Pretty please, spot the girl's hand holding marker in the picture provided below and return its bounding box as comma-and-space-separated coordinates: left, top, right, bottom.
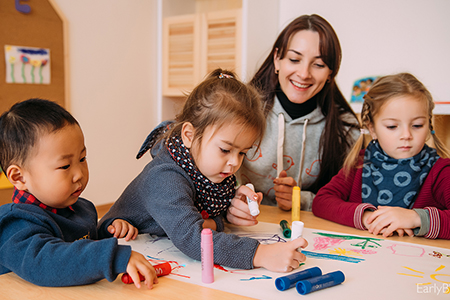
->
226, 183, 262, 226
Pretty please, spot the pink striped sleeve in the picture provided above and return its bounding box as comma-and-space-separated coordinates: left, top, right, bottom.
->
424, 207, 440, 239
354, 203, 377, 230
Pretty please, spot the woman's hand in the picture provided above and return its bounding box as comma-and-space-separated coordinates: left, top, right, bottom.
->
273, 170, 297, 210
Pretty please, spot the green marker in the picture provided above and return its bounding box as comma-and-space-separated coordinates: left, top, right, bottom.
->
280, 220, 291, 238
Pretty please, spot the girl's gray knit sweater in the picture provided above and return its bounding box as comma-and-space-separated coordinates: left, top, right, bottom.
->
98, 143, 260, 269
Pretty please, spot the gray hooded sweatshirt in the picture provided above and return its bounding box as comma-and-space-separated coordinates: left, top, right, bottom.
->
237, 96, 359, 211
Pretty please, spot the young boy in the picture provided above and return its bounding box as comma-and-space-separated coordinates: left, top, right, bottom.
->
0, 99, 157, 288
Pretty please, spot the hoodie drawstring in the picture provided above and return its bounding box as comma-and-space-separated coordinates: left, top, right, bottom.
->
276, 114, 309, 187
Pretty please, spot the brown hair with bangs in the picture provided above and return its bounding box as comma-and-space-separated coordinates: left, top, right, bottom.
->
249, 14, 359, 193
164, 68, 266, 159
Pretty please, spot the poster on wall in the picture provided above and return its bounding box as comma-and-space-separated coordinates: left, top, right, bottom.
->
350, 76, 378, 102
4, 45, 51, 84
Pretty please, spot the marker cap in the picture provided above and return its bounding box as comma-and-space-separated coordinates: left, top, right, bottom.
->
275, 267, 322, 291
296, 271, 345, 295
291, 221, 304, 241
279, 220, 291, 238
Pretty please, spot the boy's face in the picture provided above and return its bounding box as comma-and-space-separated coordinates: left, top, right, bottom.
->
20, 124, 89, 208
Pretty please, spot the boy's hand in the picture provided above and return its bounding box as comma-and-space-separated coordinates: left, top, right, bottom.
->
108, 219, 138, 241
226, 185, 263, 226
126, 251, 158, 289
365, 206, 421, 238
253, 238, 308, 272
273, 170, 296, 211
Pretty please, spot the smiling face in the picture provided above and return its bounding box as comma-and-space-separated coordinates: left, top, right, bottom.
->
274, 30, 332, 104
368, 95, 429, 159
187, 122, 257, 184
20, 124, 89, 208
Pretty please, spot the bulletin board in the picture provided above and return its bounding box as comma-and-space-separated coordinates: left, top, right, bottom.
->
0, 0, 68, 204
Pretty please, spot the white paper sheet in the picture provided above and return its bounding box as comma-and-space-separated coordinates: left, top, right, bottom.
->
119, 222, 450, 299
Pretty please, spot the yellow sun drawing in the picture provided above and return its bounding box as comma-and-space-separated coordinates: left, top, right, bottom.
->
398, 265, 450, 294
328, 248, 362, 257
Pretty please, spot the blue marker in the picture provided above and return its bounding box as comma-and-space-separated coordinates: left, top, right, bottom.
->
296, 271, 345, 295
275, 267, 322, 291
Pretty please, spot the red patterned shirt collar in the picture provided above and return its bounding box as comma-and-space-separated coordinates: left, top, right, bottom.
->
12, 188, 74, 214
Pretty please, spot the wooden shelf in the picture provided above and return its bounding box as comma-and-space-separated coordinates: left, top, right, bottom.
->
162, 9, 241, 97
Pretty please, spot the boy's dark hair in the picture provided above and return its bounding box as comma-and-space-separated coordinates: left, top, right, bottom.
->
0, 98, 79, 175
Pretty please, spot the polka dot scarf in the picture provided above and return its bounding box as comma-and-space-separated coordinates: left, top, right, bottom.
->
362, 140, 440, 208
167, 135, 236, 218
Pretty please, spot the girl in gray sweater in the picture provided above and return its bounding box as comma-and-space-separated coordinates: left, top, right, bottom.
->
99, 69, 308, 272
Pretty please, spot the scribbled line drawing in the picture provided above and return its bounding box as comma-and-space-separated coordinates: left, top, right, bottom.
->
240, 275, 272, 281
387, 244, 425, 257
214, 264, 254, 275
302, 250, 365, 263
398, 265, 450, 285
328, 248, 363, 257
145, 255, 190, 279
215, 264, 273, 281
313, 236, 345, 251
430, 251, 450, 259
313, 232, 383, 249
236, 233, 287, 244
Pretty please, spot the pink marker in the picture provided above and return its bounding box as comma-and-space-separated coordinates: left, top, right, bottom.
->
201, 228, 214, 283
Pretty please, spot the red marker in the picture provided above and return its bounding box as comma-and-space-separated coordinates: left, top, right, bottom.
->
121, 262, 172, 284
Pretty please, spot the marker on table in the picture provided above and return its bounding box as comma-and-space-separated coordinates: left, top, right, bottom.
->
201, 228, 214, 283
245, 183, 260, 216
296, 271, 345, 295
121, 262, 172, 284
291, 186, 301, 222
275, 267, 322, 291
279, 220, 291, 238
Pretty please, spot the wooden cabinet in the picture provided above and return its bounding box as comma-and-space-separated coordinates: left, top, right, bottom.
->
163, 9, 241, 96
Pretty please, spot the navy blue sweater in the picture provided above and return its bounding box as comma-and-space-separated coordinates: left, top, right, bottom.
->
0, 198, 131, 286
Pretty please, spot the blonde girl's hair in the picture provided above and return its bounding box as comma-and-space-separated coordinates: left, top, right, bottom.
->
343, 72, 450, 174
164, 68, 266, 154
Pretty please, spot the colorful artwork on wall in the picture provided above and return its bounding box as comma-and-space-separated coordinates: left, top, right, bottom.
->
4, 45, 51, 84
350, 76, 379, 102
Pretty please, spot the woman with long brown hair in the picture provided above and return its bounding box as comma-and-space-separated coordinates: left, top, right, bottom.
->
236, 14, 359, 212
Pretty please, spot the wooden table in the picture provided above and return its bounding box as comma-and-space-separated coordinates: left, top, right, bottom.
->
1, 205, 448, 300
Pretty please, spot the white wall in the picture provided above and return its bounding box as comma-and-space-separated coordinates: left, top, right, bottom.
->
277, 0, 450, 103
54, 0, 158, 206
50, 0, 449, 206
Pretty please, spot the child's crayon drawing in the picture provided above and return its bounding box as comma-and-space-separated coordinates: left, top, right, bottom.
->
4, 45, 51, 84
302, 250, 365, 263
313, 232, 383, 249
398, 265, 450, 290
387, 244, 426, 257
313, 236, 345, 250
430, 251, 450, 259
119, 222, 450, 299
